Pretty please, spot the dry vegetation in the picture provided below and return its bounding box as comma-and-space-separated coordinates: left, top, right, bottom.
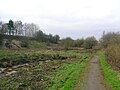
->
105, 44, 120, 70
100, 32, 120, 70
0, 50, 92, 90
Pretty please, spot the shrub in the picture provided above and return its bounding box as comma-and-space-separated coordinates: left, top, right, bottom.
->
21, 40, 29, 48
100, 32, 120, 48
84, 36, 97, 49
105, 44, 120, 69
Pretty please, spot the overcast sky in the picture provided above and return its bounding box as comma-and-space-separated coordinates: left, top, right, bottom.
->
0, 0, 120, 39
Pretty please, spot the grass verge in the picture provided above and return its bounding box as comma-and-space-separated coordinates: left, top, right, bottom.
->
49, 54, 90, 90
99, 52, 120, 90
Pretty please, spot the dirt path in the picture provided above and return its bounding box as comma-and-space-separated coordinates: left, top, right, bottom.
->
75, 56, 108, 90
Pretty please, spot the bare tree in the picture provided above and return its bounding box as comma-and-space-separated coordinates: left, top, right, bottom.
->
0, 21, 3, 34
23, 23, 39, 37
14, 21, 23, 36
1, 23, 8, 34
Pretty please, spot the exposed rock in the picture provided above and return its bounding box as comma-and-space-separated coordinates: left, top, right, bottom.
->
6, 71, 17, 76
2, 39, 22, 49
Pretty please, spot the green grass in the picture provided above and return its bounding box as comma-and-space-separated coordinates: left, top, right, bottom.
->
29, 41, 47, 49
49, 54, 90, 90
0, 51, 18, 57
99, 52, 120, 90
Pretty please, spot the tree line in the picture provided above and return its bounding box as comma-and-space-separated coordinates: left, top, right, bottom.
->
0, 19, 119, 50
60, 36, 97, 49
0, 20, 39, 36
0, 19, 98, 49
0, 20, 60, 44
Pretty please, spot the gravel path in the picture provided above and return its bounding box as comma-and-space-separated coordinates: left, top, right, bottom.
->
74, 56, 108, 90
84, 56, 107, 90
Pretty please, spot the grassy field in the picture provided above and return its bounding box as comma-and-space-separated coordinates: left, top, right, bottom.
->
99, 52, 120, 90
49, 53, 90, 90
0, 50, 92, 90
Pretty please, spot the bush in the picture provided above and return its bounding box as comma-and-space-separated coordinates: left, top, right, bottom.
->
73, 39, 84, 47
21, 40, 29, 48
60, 37, 74, 50
105, 44, 120, 69
100, 32, 120, 48
84, 36, 97, 49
